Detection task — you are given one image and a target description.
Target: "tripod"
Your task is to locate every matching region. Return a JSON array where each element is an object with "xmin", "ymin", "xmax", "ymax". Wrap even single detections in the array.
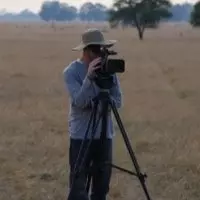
[{"xmin": 67, "ymin": 89, "xmax": 152, "ymax": 200}]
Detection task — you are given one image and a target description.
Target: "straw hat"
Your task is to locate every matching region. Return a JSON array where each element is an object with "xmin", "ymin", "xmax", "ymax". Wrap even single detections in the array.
[{"xmin": 72, "ymin": 28, "xmax": 117, "ymax": 51}]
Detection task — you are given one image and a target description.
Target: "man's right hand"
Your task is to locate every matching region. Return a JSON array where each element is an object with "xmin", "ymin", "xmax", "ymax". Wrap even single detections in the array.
[{"xmin": 87, "ymin": 57, "xmax": 102, "ymax": 80}]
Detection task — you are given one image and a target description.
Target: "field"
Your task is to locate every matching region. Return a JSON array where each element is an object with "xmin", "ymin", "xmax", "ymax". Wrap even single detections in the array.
[{"xmin": 0, "ymin": 22, "xmax": 200, "ymax": 200}]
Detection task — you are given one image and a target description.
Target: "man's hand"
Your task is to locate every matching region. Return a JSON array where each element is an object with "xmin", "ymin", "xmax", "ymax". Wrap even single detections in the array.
[{"xmin": 87, "ymin": 57, "xmax": 102, "ymax": 80}]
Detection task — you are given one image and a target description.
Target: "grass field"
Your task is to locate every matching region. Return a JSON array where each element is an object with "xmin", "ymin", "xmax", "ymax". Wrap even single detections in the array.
[{"xmin": 0, "ymin": 22, "xmax": 200, "ymax": 200}]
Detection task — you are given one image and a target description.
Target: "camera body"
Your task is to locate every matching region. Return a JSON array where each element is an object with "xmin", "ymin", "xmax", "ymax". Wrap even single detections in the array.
[
  {"xmin": 96, "ymin": 47, "xmax": 125, "ymax": 75},
  {"xmin": 94, "ymin": 47, "xmax": 125, "ymax": 89}
]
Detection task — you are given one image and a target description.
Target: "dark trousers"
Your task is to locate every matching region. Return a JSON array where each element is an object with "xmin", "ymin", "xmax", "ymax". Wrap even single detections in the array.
[{"xmin": 68, "ymin": 138, "xmax": 112, "ymax": 200}]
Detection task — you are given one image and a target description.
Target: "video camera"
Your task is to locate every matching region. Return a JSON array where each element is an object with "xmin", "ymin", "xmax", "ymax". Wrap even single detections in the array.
[
  {"xmin": 93, "ymin": 46, "xmax": 125, "ymax": 89},
  {"xmin": 97, "ymin": 47, "xmax": 125, "ymax": 75}
]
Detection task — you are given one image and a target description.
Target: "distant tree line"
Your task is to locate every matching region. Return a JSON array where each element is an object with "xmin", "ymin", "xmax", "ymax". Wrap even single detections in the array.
[
  {"xmin": 39, "ymin": 1, "xmax": 108, "ymax": 22},
  {"xmin": 0, "ymin": 0, "xmax": 200, "ymax": 34},
  {"xmin": 38, "ymin": 1, "xmax": 196, "ymax": 23},
  {"xmin": 0, "ymin": 9, "xmax": 40, "ymax": 21},
  {"xmin": 0, "ymin": 1, "xmax": 199, "ymax": 25},
  {"xmin": 37, "ymin": 0, "xmax": 200, "ymax": 40}
]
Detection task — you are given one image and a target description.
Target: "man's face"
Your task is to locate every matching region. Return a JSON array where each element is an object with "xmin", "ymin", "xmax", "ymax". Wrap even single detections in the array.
[
  {"xmin": 87, "ymin": 50, "xmax": 97, "ymax": 62},
  {"xmin": 84, "ymin": 45, "xmax": 101, "ymax": 63}
]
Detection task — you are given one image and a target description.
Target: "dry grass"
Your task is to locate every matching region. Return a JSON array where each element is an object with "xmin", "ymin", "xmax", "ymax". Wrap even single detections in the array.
[{"xmin": 0, "ymin": 22, "xmax": 200, "ymax": 200}]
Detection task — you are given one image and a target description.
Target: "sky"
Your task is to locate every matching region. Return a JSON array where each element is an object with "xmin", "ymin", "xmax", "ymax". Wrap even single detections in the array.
[{"xmin": 0, "ymin": 0, "xmax": 198, "ymax": 12}]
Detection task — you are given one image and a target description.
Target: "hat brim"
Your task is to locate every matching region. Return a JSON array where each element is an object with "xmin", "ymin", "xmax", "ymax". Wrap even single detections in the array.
[{"xmin": 72, "ymin": 40, "xmax": 117, "ymax": 51}]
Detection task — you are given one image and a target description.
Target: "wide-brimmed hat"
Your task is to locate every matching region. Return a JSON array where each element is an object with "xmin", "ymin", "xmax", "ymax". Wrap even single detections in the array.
[{"xmin": 72, "ymin": 28, "xmax": 117, "ymax": 51}]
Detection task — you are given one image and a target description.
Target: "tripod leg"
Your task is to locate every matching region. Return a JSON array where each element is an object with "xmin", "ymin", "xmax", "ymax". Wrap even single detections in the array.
[
  {"xmin": 84, "ymin": 106, "xmax": 107, "ymax": 194},
  {"xmin": 70, "ymin": 99, "xmax": 105, "ymax": 198},
  {"xmin": 109, "ymin": 101, "xmax": 152, "ymax": 200},
  {"xmin": 85, "ymin": 98, "xmax": 112, "ymax": 196},
  {"xmin": 68, "ymin": 101, "xmax": 98, "ymax": 200}
]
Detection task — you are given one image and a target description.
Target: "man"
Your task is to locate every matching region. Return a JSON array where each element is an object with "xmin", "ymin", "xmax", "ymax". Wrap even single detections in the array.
[{"xmin": 63, "ymin": 28, "xmax": 122, "ymax": 200}]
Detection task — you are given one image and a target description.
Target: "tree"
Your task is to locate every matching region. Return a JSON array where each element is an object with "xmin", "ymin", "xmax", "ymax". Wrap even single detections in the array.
[
  {"xmin": 108, "ymin": 0, "xmax": 172, "ymax": 40},
  {"xmin": 79, "ymin": 2, "xmax": 94, "ymax": 21},
  {"xmin": 39, "ymin": 1, "xmax": 77, "ymax": 22},
  {"xmin": 79, "ymin": 2, "xmax": 108, "ymax": 21},
  {"xmin": 39, "ymin": 1, "xmax": 60, "ymax": 21},
  {"xmin": 93, "ymin": 3, "xmax": 108, "ymax": 21},
  {"xmin": 190, "ymin": 1, "xmax": 200, "ymax": 27},
  {"xmin": 56, "ymin": 3, "xmax": 77, "ymax": 21}
]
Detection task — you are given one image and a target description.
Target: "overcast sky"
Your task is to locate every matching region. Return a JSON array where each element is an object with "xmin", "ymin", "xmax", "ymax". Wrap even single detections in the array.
[{"xmin": 0, "ymin": 0, "xmax": 197, "ymax": 12}]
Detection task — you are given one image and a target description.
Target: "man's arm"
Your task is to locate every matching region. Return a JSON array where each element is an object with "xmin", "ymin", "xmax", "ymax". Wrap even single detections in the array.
[
  {"xmin": 63, "ymin": 66, "xmax": 96, "ymax": 109},
  {"xmin": 109, "ymin": 74, "xmax": 122, "ymax": 109}
]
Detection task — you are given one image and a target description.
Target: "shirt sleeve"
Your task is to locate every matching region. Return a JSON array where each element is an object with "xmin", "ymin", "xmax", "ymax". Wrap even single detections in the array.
[
  {"xmin": 63, "ymin": 66, "xmax": 97, "ymax": 109},
  {"xmin": 109, "ymin": 74, "xmax": 122, "ymax": 109}
]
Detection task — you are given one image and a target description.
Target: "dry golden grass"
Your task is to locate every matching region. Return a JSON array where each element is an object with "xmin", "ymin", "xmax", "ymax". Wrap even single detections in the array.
[{"xmin": 0, "ymin": 22, "xmax": 200, "ymax": 200}]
